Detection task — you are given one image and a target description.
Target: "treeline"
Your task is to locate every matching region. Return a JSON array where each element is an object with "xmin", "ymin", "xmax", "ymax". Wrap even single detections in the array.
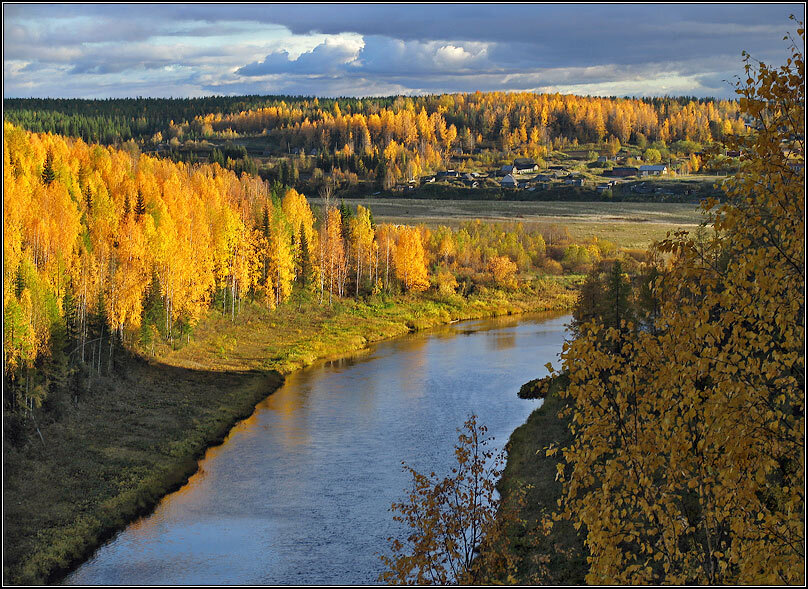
[
  {"xmin": 6, "ymin": 93, "xmax": 745, "ymax": 187},
  {"xmin": 3, "ymin": 95, "xmax": 351, "ymax": 145},
  {"xmin": 4, "ymin": 122, "xmax": 627, "ymax": 417}
]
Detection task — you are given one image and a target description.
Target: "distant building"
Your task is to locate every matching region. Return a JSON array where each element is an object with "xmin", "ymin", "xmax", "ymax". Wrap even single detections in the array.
[
  {"xmin": 513, "ymin": 158, "xmax": 539, "ymax": 173},
  {"xmin": 639, "ymin": 164, "xmax": 668, "ymax": 176},
  {"xmin": 609, "ymin": 167, "xmax": 639, "ymax": 177},
  {"xmin": 500, "ymin": 174, "xmax": 518, "ymax": 188},
  {"xmin": 532, "ymin": 174, "xmax": 553, "ymax": 183},
  {"xmin": 498, "ymin": 164, "xmax": 515, "ymax": 176}
]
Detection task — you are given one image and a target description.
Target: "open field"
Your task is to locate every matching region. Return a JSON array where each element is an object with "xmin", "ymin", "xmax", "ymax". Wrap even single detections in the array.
[{"xmin": 311, "ymin": 198, "xmax": 708, "ymax": 249}]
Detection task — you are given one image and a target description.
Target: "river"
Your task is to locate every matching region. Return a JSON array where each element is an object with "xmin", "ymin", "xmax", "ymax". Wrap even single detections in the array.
[{"xmin": 65, "ymin": 312, "xmax": 570, "ymax": 585}]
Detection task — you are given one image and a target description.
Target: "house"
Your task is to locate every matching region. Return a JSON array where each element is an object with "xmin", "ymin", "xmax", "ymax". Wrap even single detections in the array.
[
  {"xmin": 436, "ymin": 170, "xmax": 459, "ymax": 180},
  {"xmin": 532, "ymin": 174, "xmax": 553, "ymax": 183},
  {"xmin": 597, "ymin": 155, "xmax": 611, "ymax": 163},
  {"xmin": 639, "ymin": 165, "xmax": 668, "ymax": 176},
  {"xmin": 498, "ymin": 165, "xmax": 515, "ymax": 176},
  {"xmin": 500, "ymin": 174, "xmax": 518, "ymax": 188},
  {"xmin": 513, "ymin": 158, "xmax": 539, "ymax": 173},
  {"xmin": 462, "ymin": 173, "xmax": 476, "ymax": 182},
  {"xmin": 609, "ymin": 167, "xmax": 639, "ymax": 177}
]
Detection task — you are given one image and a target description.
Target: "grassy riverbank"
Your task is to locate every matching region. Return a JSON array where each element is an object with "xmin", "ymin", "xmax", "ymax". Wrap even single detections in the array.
[
  {"xmin": 497, "ymin": 376, "xmax": 588, "ymax": 584},
  {"xmin": 156, "ymin": 281, "xmax": 580, "ymax": 374},
  {"xmin": 3, "ymin": 283, "xmax": 577, "ymax": 585}
]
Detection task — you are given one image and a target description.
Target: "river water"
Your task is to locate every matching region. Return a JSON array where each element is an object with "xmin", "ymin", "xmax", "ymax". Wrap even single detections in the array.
[{"xmin": 65, "ymin": 312, "xmax": 570, "ymax": 585}]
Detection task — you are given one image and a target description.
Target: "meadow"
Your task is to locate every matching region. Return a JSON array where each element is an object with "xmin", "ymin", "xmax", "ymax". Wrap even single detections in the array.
[{"xmin": 310, "ymin": 198, "xmax": 708, "ymax": 250}]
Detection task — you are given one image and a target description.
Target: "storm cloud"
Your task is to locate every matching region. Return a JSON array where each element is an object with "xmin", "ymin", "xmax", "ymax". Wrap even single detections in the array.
[{"xmin": 3, "ymin": 3, "xmax": 803, "ymax": 99}]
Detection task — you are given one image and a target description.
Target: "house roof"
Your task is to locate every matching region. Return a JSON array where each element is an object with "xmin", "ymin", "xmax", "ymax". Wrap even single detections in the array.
[
  {"xmin": 501, "ymin": 174, "xmax": 518, "ymax": 184},
  {"xmin": 640, "ymin": 165, "xmax": 668, "ymax": 171},
  {"xmin": 513, "ymin": 158, "xmax": 537, "ymax": 169}
]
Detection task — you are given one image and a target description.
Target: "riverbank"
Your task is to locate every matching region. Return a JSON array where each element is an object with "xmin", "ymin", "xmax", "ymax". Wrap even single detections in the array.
[
  {"xmin": 3, "ymin": 284, "xmax": 577, "ymax": 585},
  {"xmin": 155, "ymin": 282, "xmax": 579, "ymax": 375},
  {"xmin": 496, "ymin": 376, "xmax": 588, "ymax": 584}
]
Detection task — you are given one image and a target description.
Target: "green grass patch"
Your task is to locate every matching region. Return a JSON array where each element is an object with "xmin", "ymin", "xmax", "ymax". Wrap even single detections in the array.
[{"xmin": 159, "ymin": 286, "xmax": 577, "ymax": 375}]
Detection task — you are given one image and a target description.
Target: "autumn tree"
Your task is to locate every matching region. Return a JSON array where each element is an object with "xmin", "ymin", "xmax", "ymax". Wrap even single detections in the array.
[
  {"xmin": 379, "ymin": 415, "xmax": 523, "ymax": 585},
  {"xmin": 349, "ymin": 205, "xmax": 375, "ymax": 296},
  {"xmin": 394, "ymin": 226, "xmax": 430, "ymax": 292},
  {"xmin": 553, "ymin": 26, "xmax": 804, "ymax": 585},
  {"xmin": 488, "ymin": 255, "xmax": 518, "ymax": 289}
]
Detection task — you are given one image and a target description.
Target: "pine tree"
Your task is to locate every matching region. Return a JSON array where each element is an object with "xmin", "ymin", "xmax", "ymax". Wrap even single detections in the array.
[
  {"xmin": 603, "ymin": 259, "xmax": 632, "ymax": 331},
  {"xmin": 134, "ymin": 189, "xmax": 146, "ymax": 219},
  {"xmin": 41, "ymin": 149, "xmax": 56, "ymax": 185},
  {"xmin": 135, "ymin": 190, "xmax": 146, "ymax": 219},
  {"xmin": 14, "ymin": 264, "xmax": 25, "ymax": 298},
  {"xmin": 84, "ymin": 184, "xmax": 93, "ymax": 213}
]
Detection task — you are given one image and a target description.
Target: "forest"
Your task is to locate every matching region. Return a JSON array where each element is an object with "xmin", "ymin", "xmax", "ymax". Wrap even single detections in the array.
[
  {"xmin": 6, "ymin": 92, "xmax": 746, "ymax": 190},
  {"xmin": 4, "ymin": 120, "xmax": 642, "ymax": 419}
]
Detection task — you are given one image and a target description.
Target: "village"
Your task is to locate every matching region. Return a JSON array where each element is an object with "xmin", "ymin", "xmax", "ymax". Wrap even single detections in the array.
[{"xmin": 384, "ymin": 147, "xmax": 734, "ymax": 202}]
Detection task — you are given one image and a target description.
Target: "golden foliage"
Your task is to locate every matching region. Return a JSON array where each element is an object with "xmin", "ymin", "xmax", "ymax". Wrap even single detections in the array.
[
  {"xmin": 554, "ymin": 27, "xmax": 804, "ymax": 584},
  {"xmin": 379, "ymin": 415, "xmax": 529, "ymax": 585},
  {"xmin": 394, "ymin": 226, "xmax": 430, "ymax": 292}
]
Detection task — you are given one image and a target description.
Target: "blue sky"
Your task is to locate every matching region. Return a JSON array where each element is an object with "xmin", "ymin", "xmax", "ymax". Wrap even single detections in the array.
[{"xmin": 3, "ymin": 3, "xmax": 803, "ymax": 99}]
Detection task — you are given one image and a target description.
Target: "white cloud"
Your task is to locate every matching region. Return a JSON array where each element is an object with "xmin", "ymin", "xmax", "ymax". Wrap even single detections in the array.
[{"xmin": 237, "ymin": 36, "xmax": 363, "ymax": 76}]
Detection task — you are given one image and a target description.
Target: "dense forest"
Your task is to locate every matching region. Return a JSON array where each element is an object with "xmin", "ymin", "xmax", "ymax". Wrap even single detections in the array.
[
  {"xmin": 3, "ymin": 121, "xmax": 638, "ymax": 416},
  {"xmin": 6, "ymin": 92, "xmax": 745, "ymax": 188}
]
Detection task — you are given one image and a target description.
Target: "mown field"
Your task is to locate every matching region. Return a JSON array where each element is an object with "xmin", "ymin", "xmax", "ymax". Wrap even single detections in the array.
[{"xmin": 310, "ymin": 198, "xmax": 708, "ymax": 250}]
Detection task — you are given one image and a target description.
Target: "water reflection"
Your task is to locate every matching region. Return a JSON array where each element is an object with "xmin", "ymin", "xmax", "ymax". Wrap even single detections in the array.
[{"xmin": 66, "ymin": 312, "xmax": 570, "ymax": 586}]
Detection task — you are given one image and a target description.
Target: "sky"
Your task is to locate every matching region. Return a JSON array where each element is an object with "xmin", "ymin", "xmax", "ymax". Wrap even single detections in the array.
[{"xmin": 3, "ymin": 3, "xmax": 804, "ymax": 100}]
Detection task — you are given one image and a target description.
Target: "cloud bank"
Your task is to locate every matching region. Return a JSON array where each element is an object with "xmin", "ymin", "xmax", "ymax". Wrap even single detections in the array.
[{"xmin": 3, "ymin": 3, "xmax": 803, "ymax": 99}]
